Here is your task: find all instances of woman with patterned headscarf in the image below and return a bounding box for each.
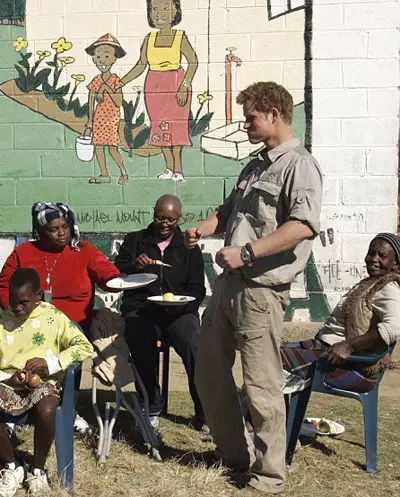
[0,202,120,334]
[281,233,400,393]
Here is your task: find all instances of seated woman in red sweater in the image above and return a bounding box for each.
[0,202,120,434]
[0,202,119,333]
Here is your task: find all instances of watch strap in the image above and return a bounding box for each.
[245,243,256,262]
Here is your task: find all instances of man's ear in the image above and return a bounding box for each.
[271,107,279,123]
[36,290,43,302]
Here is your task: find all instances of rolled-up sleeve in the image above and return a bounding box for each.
[372,282,400,345]
[284,157,323,236]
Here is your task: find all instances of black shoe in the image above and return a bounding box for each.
[190,416,210,434]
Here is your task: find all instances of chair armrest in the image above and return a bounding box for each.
[319,345,394,366]
[61,363,81,409]
[348,349,391,363]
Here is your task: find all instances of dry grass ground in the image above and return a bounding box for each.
[11,323,400,497]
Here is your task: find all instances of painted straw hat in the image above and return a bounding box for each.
[85,33,126,58]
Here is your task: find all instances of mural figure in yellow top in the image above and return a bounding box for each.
[120,0,198,182]
[85,34,129,185]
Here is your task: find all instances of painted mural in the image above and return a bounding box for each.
[0,0,307,197]
[0,0,329,320]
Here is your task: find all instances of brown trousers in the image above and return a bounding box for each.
[195,271,289,493]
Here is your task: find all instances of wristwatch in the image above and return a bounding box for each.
[241,245,253,267]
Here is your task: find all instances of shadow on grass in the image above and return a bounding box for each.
[76,388,214,464]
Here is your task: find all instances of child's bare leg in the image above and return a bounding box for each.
[109,146,128,182]
[31,396,60,469]
[94,145,109,177]
[0,423,17,464]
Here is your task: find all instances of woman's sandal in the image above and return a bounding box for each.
[117,174,129,185]
[89,175,111,184]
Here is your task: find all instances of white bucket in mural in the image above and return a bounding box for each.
[201,121,264,161]
[76,135,94,162]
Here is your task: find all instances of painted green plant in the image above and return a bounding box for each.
[123,88,151,155]
[12,36,88,118]
[13,38,51,93]
[189,91,214,136]
[42,37,88,118]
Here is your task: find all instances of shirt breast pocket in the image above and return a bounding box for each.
[250,180,282,220]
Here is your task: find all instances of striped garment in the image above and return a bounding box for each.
[281,340,380,393]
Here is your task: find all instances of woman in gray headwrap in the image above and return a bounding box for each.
[281,233,400,393]
[0,202,120,334]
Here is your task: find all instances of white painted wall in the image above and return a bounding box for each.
[312,0,400,308]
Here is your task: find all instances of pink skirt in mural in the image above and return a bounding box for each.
[145,68,192,147]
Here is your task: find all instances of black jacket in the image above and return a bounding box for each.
[114,224,206,317]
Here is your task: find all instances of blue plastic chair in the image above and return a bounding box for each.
[0,363,80,491]
[286,348,393,473]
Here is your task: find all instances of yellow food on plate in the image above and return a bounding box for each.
[163,292,174,302]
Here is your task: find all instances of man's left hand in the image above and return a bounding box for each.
[327,341,353,364]
[215,246,244,270]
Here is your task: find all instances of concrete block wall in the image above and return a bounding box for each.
[311,0,400,308]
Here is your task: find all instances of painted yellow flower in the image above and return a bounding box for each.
[71,74,86,84]
[59,56,75,67]
[197,91,213,105]
[51,37,72,54]
[13,36,28,52]
[36,50,51,61]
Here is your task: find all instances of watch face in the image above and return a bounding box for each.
[241,247,251,263]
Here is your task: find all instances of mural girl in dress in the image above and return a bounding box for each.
[85,34,129,185]
[120,0,198,182]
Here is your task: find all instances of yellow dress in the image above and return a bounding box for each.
[145,30,191,147]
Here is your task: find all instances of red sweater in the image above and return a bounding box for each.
[0,241,119,333]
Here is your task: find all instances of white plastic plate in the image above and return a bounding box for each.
[147,295,195,306]
[106,273,158,290]
[305,417,345,436]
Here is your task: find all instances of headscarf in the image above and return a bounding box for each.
[31,202,81,251]
[372,232,400,263]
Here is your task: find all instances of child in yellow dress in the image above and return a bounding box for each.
[0,268,93,497]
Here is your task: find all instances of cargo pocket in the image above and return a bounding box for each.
[243,285,271,313]
[236,328,264,349]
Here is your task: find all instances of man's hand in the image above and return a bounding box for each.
[184,227,202,249]
[215,246,244,270]
[135,253,152,270]
[327,341,353,364]
[24,358,49,375]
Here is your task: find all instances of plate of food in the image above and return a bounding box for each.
[106,273,158,290]
[305,417,345,436]
[147,293,195,306]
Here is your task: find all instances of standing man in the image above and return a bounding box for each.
[185,82,323,494]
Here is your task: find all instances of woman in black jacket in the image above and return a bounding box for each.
[115,195,207,431]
